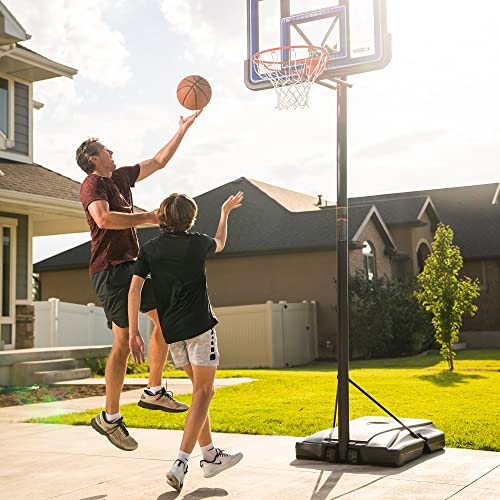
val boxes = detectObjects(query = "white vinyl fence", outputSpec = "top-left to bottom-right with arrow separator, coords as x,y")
34,299 -> 154,353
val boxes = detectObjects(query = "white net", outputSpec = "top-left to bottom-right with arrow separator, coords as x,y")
252,46 -> 329,110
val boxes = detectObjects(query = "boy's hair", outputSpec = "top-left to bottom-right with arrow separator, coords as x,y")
76,137 -> 100,174
158,193 -> 198,233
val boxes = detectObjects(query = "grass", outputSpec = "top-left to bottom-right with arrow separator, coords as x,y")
30,349 -> 500,451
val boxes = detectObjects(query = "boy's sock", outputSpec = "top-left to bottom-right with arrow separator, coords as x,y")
176,450 -> 191,464
201,443 -> 217,462
147,385 -> 164,394
104,411 -> 121,423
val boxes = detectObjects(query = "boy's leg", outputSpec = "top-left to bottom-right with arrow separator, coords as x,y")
90,323 -> 138,451
138,309 -> 188,412
145,309 -> 168,387
180,364 -> 217,453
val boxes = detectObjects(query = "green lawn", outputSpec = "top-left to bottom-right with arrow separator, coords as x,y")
30,350 -> 500,451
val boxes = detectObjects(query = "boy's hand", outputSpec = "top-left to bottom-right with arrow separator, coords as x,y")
129,331 -> 145,364
222,191 -> 244,215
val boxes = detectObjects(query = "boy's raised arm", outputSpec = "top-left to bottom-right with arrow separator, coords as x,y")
214,191 -> 244,253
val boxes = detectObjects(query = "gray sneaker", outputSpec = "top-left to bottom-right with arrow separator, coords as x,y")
91,411 -> 138,451
138,387 -> 189,413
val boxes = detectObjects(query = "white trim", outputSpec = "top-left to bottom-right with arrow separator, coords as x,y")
0,71 -> 33,162
0,217 -> 17,348
352,205 -> 397,251
417,196 -> 440,224
492,183 -> 500,205
15,299 -> 31,305
7,46 -> 77,80
27,214 -> 33,302
0,189 -> 83,215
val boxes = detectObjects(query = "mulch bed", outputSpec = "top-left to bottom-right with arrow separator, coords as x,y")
0,384 -> 144,408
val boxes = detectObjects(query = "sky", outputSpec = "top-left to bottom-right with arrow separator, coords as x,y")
6,0 -> 500,262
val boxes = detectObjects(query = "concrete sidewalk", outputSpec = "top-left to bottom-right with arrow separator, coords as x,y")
2,422 -> 499,500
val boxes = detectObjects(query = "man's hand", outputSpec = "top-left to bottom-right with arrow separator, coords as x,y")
146,209 -> 159,225
129,331 -> 145,364
222,191 -> 244,215
179,109 -> 202,134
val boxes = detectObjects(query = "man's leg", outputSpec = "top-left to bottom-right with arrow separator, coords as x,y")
105,323 -> 130,413
145,309 -> 168,388
91,323 -> 138,451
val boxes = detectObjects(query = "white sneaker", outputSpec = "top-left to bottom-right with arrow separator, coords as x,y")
200,448 -> 243,478
166,459 -> 188,492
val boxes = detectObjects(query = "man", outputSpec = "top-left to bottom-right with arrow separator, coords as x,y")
128,191 -> 244,491
76,111 -> 201,451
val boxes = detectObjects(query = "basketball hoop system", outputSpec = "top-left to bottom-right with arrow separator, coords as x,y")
252,45 -> 329,110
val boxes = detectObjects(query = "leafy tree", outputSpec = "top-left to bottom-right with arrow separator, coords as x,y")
415,224 -> 480,370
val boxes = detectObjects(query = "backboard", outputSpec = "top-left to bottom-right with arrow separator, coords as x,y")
245,0 -> 392,90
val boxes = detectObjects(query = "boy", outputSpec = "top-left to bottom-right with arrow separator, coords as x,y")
128,190 -> 244,491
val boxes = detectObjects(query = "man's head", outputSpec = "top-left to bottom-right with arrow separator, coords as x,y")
158,193 -> 198,233
76,137 -> 116,175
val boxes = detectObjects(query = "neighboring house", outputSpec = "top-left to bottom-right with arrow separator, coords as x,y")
36,177 -> 438,357
0,1 -> 84,350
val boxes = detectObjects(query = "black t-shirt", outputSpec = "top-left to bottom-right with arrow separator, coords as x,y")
133,231 -> 218,343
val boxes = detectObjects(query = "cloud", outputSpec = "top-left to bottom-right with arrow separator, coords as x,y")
8,0 -> 132,87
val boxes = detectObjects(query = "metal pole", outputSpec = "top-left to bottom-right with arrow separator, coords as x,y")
336,76 -> 349,462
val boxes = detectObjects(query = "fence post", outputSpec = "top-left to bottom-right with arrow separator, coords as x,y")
48,298 -> 59,347
87,303 -> 95,346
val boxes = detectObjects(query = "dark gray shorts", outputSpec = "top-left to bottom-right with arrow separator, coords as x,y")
90,261 -> 156,330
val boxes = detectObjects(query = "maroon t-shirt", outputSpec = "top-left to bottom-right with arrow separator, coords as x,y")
80,165 -> 141,275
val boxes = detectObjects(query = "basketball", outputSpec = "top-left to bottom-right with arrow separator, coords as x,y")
176,75 -> 212,111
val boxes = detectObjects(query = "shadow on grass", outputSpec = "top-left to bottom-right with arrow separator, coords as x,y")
418,371 -> 485,387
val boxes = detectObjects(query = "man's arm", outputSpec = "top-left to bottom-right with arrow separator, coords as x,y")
214,192 -> 244,253
137,110 -> 202,182
88,200 -> 157,229
128,274 -> 146,364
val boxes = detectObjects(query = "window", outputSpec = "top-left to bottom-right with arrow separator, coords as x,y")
417,242 -> 431,274
0,78 -> 8,135
362,241 -> 376,280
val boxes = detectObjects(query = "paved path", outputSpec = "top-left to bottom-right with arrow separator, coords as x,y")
2,422 -> 499,499
0,378 -> 254,424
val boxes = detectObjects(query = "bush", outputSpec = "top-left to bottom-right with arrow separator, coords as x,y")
91,355 -> 175,376
349,272 -> 434,359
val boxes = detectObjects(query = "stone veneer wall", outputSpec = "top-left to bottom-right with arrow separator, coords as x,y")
15,304 -> 35,349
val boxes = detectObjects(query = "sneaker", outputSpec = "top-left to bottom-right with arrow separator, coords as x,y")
200,448 -> 243,478
166,459 -> 188,492
138,387 -> 189,413
90,411 -> 138,451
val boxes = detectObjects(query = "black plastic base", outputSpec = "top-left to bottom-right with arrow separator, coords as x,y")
296,416 -> 445,467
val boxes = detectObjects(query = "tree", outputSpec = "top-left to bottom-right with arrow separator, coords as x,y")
415,224 -> 480,370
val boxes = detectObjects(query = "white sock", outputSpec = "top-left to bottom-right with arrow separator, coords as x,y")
104,411 -> 121,423
201,443 -> 217,461
176,450 -> 190,465
147,385 -> 163,394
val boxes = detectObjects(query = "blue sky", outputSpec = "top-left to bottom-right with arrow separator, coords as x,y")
7,0 -> 499,262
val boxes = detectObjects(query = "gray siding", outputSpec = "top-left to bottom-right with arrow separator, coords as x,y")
0,212 -> 28,300
13,82 -> 29,156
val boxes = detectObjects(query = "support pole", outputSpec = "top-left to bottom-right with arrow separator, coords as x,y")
336,76 -> 349,462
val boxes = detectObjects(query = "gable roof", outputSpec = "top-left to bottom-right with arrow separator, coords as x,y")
0,1 -> 30,45
34,177 -> 396,272
353,183 -> 500,259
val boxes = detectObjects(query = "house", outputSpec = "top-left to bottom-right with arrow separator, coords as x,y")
35,177 -> 440,357
0,1 -> 84,349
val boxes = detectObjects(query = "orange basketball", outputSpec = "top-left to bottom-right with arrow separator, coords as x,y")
176,75 -> 212,111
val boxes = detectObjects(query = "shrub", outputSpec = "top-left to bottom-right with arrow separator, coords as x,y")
349,272 -> 434,359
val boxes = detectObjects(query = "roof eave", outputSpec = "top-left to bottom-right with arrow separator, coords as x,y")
0,188 -> 82,214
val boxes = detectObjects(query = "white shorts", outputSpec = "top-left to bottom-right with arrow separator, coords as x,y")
169,329 -> 220,368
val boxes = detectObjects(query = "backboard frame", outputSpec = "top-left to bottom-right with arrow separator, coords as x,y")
245,0 -> 392,91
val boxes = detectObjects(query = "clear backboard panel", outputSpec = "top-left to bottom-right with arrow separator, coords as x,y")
245,0 -> 391,90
